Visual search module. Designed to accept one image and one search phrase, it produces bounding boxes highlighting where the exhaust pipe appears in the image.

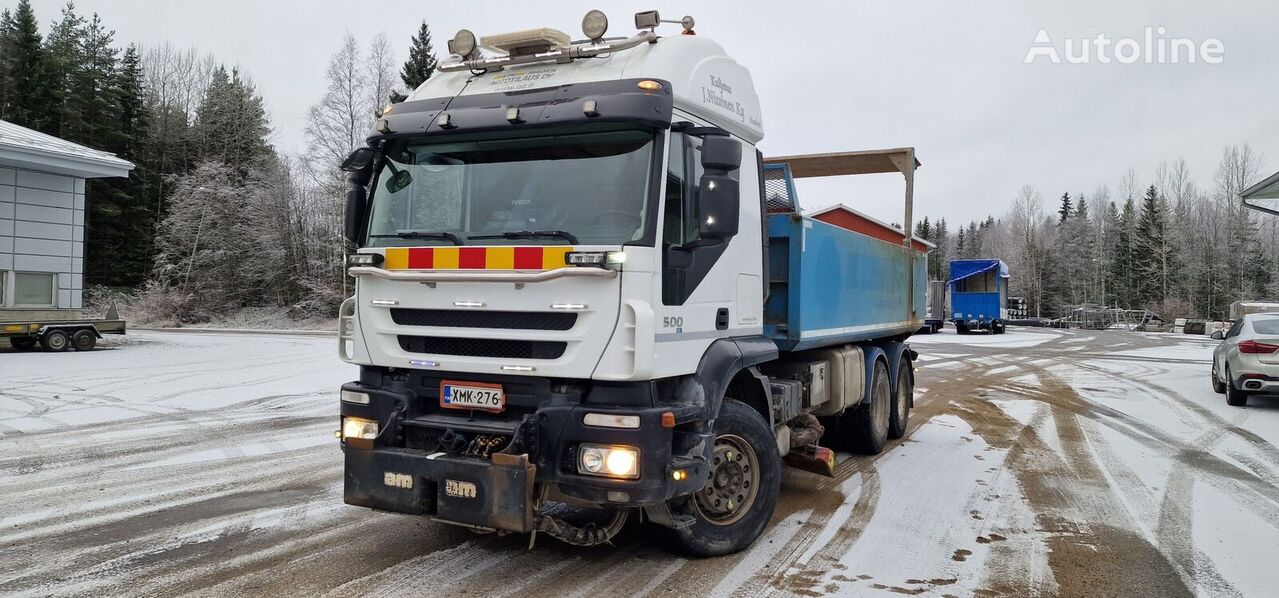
[1243,380,1263,391]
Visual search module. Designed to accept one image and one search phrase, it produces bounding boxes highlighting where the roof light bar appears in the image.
[439,29,657,73]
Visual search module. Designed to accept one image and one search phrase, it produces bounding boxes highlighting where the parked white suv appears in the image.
[1211,313,1279,406]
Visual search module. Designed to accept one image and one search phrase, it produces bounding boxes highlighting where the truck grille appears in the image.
[397,335,567,359]
[390,308,576,331]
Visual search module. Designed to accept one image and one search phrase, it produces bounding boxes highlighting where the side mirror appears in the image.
[694,173,739,243]
[341,147,375,172]
[1210,330,1224,340]
[344,177,367,244]
[701,135,741,171]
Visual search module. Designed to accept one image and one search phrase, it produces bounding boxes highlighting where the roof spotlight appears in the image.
[634,10,660,30]
[582,9,608,41]
[448,29,477,58]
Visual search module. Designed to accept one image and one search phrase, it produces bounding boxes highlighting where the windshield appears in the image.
[365,128,656,247]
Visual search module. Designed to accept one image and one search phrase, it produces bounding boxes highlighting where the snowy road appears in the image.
[2,329,1278,596]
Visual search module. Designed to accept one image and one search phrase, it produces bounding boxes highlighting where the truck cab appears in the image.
[335,11,923,556]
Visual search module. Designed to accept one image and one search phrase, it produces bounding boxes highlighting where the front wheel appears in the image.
[668,399,781,557]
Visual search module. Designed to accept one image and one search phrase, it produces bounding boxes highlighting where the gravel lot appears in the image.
[2,328,1277,596]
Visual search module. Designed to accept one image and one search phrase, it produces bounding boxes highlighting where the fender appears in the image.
[676,336,778,422]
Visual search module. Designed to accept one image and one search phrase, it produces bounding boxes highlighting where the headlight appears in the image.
[577,444,639,479]
[342,416,379,440]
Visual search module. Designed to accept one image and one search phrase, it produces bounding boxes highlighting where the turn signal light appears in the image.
[1239,340,1279,354]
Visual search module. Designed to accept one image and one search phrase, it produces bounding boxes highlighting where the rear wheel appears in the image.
[72,329,97,351]
[888,359,912,439]
[40,329,69,352]
[1211,363,1226,394]
[9,337,37,351]
[1225,367,1249,407]
[992,321,1006,335]
[668,399,781,557]
[955,323,969,335]
[846,359,891,454]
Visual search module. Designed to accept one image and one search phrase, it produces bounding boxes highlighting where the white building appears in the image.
[0,119,134,319]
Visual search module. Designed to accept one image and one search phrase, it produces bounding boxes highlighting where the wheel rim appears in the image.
[872,369,890,438]
[48,334,66,350]
[694,434,760,526]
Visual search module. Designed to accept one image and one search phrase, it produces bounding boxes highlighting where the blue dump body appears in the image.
[948,259,1009,324]
[765,214,927,351]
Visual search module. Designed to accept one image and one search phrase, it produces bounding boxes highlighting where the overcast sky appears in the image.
[26,0,1279,224]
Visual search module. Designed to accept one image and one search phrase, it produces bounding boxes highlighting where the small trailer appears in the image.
[949,259,1009,334]
[1,305,125,351]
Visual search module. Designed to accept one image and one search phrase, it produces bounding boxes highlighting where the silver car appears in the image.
[1211,313,1279,406]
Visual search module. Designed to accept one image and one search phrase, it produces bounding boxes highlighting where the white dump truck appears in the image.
[335,10,927,555]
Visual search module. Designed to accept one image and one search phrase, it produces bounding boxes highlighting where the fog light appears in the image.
[342,416,378,440]
[583,413,640,429]
[577,444,639,479]
[341,390,370,405]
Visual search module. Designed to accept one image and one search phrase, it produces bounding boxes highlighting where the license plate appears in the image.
[440,380,505,412]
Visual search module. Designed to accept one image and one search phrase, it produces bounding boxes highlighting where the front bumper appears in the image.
[340,369,709,530]
[345,447,537,532]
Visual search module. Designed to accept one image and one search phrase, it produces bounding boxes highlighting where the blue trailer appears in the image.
[948,259,1009,334]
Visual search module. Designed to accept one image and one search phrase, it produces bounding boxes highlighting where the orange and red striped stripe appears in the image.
[383,246,574,270]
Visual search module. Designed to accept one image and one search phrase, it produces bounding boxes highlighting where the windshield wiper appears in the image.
[470,230,580,244]
[368,230,464,245]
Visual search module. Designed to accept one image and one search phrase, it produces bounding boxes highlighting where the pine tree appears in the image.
[396,20,438,101]
[194,66,273,177]
[44,1,87,138]
[1110,198,1137,307]
[1058,192,1073,223]
[86,43,152,287]
[1,0,48,128]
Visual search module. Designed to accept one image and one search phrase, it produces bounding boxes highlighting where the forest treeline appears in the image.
[916,148,1277,320]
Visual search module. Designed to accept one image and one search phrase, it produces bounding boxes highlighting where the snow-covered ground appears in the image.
[1,328,1277,596]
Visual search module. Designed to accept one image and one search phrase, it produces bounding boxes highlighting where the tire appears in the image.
[9,337,37,351]
[40,329,70,352]
[992,322,1006,335]
[668,399,781,557]
[846,359,891,455]
[955,323,969,335]
[72,329,97,351]
[888,359,912,439]
[1211,363,1226,394]
[1225,368,1249,407]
